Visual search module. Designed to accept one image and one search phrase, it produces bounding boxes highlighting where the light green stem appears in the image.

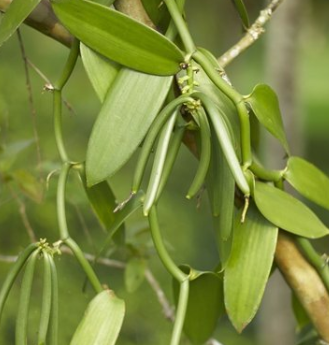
[148,206,187,283]
[57,162,72,240]
[170,279,189,345]
[296,237,329,292]
[64,237,103,293]
[53,38,79,162]
[163,0,195,54]
[249,160,283,182]
[165,0,186,41]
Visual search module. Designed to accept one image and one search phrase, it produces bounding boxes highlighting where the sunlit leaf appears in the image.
[173,266,224,344]
[0,0,41,46]
[12,169,43,203]
[52,0,184,75]
[244,84,290,154]
[80,43,120,102]
[70,289,125,345]
[124,258,146,293]
[285,156,329,210]
[230,0,250,29]
[224,204,278,332]
[86,68,172,185]
[254,182,329,238]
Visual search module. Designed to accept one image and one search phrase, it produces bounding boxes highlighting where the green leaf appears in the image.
[70,289,125,345]
[80,43,120,102]
[0,139,34,171]
[12,169,43,203]
[0,0,41,46]
[244,84,290,154]
[254,182,329,238]
[284,156,329,211]
[86,68,172,186]
[79,171,118,230]
[52,0,184,75]
[224,204,278,332]
[292,293,310,331]
[230,0,250,29]
[124,258,146,293]
[173,267,224,344]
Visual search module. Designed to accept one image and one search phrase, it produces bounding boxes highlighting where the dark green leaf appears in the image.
[254,182,329,238]
[70,289,125,345]
[230,0,250,29]
[140,0,170,30]
[244,84,290,154]
[0,0,41,46]
[285,156,329,211]
[292,293,310,331]
[52,0,184,75]
[124,258,146,293]
[80,43,120,102]
[86,68,172,185]
[173,267,224,344]
[224,204,278,332]
[79,171,118,230]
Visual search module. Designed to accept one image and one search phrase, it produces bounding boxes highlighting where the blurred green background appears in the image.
[0,0,329,344]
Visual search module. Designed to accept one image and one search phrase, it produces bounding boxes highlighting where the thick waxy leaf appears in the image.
[0,0,41,46]
[244,84,290,154]
[284,156,329,210]
[86,68,172,185]
[124,258,146,293]
[224,204,278,332]
[254,182,329,238]
[230,0,250,29]
[173,267,224,344]
[80,43,120,102]
[79,171,118,230]
[70,289,125,345]
[52,0,184,75]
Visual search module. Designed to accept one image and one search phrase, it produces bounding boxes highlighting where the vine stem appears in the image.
[64,238,103,293]
[163,0,196,55]
[57,162,71,240]
[296,237,329,292]
[170,279,189,345]
[148,206,188,283]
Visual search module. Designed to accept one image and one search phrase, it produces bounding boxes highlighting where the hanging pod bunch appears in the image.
[0,241,59,345]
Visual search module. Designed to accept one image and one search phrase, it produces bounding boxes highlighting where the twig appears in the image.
[218,0,285,67]
[17,29,43,175]
[8,187,37,243]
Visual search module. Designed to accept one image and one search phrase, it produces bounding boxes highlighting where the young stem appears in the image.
[57,162,72,240]
[64,238,103,293]
[53,38,79,162]
[148,206,188,283]
[163,0,196,55]
[170,279,189,345]
[296,237,329,292]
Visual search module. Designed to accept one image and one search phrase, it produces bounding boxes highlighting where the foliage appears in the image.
[1,0,329,344]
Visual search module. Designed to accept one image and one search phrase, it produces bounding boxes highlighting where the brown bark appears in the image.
[1,0,329,340]
[276,233,329,342]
